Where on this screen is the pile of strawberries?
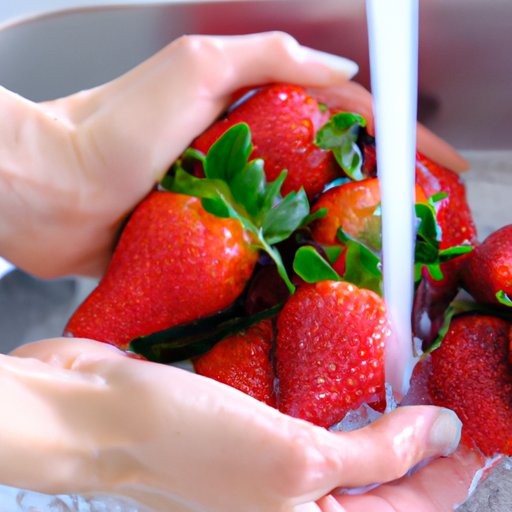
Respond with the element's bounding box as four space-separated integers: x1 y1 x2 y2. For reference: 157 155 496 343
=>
65 84 511 458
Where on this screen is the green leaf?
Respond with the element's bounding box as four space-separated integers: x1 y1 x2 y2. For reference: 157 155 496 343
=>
323 244 343 264
496 290 512 307
201 197 231 218
426 304 458 353
229 158 266 217
262 189 310 245
129 302 282 363
182 147 206 164
439 245 474 262
161 123 315 295
204 122 252 181
315 112 367 181
299 207 328 228
337 228 382 294
415 203 441 244
413 197 474 286
259 170 287 214
293 246 341 283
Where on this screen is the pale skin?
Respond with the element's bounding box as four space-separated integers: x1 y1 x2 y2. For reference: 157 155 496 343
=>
0 32 480 511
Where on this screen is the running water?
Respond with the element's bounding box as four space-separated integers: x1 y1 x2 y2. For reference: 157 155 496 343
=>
366 0 419 399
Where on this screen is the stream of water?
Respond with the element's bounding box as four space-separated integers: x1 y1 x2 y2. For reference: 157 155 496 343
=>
366 0 419 399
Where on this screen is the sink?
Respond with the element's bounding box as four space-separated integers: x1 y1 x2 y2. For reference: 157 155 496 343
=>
0 2 511 510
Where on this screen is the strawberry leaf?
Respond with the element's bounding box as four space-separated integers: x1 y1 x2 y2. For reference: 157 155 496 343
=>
413 198 473 284
439 245 473 262
230 159 266 217
315 112 367 181
323 244 343 264
129 302 282 363
204 121 252 181
163 123 312 294
299 207 328 228
262 189 309 245
337 228 382 294
496 290 512 307
293 245 341 283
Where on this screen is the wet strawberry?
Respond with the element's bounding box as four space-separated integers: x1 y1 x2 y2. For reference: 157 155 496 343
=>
275 280 390 428
65 191 258 349
311 178 382 250
413 152 477 345
429 314 512 457
415 152 478 250
194 319 276 406
192 84 340 199
461 224 512 307
310 177 428 251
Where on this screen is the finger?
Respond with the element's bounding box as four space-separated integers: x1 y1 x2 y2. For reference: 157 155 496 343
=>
10 337 127 365
63 33 356 185
209 32 358 91
329 405 462 488
334 445 484 512
416 123 470 172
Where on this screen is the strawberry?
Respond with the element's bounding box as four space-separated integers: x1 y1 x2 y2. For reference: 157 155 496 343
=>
428 314 512 457
461 224 512 307
413 152 477 346
310 177 428 251
415 152 478 249
191 84 341 199
66 123 314 354
274 280 390 428
65 191 258 349
193 319 276 406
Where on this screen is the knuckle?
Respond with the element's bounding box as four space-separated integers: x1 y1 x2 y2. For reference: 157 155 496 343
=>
264 31 300 56
273 428 337 497
389 438 422 479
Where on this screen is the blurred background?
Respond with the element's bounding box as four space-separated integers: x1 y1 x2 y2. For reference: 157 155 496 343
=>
0 0 171 23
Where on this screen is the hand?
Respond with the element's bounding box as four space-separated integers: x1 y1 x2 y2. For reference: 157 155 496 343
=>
4 337 467 512
0 32 356 279
0 31 467 280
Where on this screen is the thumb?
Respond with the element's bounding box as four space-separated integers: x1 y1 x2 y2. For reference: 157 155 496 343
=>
330 405 462 489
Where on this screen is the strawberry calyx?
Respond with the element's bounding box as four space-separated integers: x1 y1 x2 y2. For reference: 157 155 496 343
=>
496 290 512 307
294 192 473 297
163 122 310 293
292 227 382 295
129 299 282 363
314 112 367 181
414 193 474 285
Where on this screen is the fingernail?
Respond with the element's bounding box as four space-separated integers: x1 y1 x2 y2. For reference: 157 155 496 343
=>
301 47 359 79
428 408 462 456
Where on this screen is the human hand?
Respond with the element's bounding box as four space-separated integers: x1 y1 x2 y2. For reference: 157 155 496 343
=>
3 337 468 512
0 32 356 279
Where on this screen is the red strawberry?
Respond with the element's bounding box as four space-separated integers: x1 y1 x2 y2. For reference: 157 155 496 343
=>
461 224 512 307
193 319 276 406
65 191 258 349
428 314 512 457
413 152 478 346
192 84 340 199
415 151 478 249
275 280 390 428
509 325 512 365
311 177 428 250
